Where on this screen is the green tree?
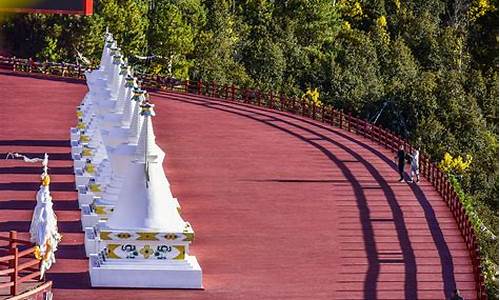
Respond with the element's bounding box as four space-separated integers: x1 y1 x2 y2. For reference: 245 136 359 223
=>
147 0 205 78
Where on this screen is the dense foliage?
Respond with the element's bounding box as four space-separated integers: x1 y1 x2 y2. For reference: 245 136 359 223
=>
0 0 498 296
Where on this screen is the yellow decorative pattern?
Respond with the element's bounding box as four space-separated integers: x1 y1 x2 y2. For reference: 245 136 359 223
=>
94 205 107 215
137 232 159 241
182 232 195 242
106 244 121 259
76 122 86 129
80 135 90 143
89 183 101 193
97 231 195 241
164 234 177 240
76 111 83 117
85 163 95 174
81 148 93 157
116 233 132 239
100 231 112 240
139 245 154 259
173 246 185 260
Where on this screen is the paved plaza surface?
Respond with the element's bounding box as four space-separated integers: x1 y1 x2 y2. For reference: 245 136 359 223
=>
0 71 476 299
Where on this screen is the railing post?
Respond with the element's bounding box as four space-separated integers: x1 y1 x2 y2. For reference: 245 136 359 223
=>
347 112 351 132
321 106 325 123
211 81 216 97
185 80 189 93
224 84 228 99
9 230 18 296
231 84 235 101
339 110 343 129
312 104 317 120
12 56 17 72
268 91 273 109
197 80 202 95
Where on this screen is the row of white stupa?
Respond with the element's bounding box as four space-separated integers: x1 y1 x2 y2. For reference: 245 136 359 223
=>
70 32 202 288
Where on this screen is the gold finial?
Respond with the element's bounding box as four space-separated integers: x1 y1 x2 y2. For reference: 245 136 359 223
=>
41 174 51 186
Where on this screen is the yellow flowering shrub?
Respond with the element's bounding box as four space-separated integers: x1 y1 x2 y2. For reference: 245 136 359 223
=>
438 152 473 175
302 88 322 107
338 0 364 18
468 0 495 22
376 16 387 27
342 21 351 30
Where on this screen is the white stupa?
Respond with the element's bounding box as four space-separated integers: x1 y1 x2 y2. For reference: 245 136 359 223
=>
83 99 180 246
88 101 202 288
85 30 114 85
77 87 144 207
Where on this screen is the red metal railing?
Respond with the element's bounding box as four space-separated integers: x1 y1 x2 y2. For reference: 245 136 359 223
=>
0 56 488 299
0 231 49 297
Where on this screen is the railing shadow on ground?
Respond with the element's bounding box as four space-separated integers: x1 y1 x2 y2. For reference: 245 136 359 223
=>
0 221 81 233
0 152 72 161
165 95 422 299
0 182 75 192
0 55 487 299
160 91 484 298
0 200 79 211
45 272 90 289
53 244 86 260
0 167 74 175
0 140 70 147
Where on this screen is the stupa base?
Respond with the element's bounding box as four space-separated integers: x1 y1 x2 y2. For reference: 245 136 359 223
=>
71 145 83 157
81 206 101 229
75 175 91 187
73 159 85 172
89 255 203 289
77 190 96 206
84 227 98 256
70 127 80 141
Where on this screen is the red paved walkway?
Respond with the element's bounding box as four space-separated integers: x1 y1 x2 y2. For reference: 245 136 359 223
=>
0 72 476 299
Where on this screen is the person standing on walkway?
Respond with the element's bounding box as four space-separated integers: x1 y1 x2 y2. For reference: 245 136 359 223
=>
408 148 420 183
395 145 406 182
